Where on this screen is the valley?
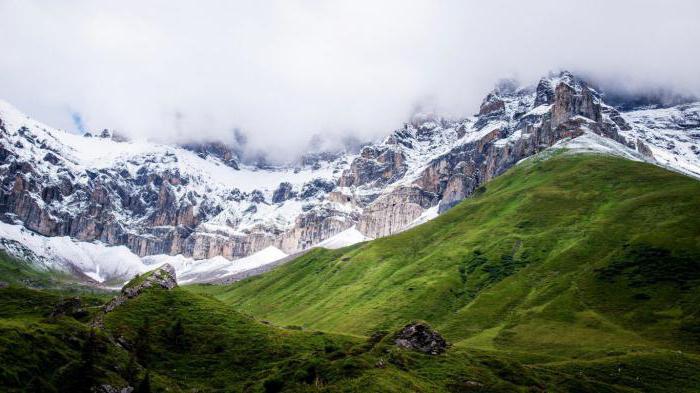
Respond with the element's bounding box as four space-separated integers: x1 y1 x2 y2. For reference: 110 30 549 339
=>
1 152 699 392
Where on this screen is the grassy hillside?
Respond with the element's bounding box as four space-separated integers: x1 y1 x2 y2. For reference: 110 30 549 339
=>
0 250 113 296
2 152 700 392
192 153 700 360
2 283 643 392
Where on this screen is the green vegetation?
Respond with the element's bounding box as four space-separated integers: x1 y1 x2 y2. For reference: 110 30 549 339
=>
189 153 700 390
0 250 78 289
0 250 115 297
2 285 621 392
194 154 700 353
2 153 700 391
0 287 123 392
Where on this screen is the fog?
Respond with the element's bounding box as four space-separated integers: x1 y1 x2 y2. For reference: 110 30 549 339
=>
1 0 699 161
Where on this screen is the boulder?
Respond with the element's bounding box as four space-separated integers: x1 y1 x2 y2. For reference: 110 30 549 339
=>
49 297 88 319
94 384 134 393
394 322 448 355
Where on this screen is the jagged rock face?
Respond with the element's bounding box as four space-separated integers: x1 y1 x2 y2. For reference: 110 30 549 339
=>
183 230 274 260
394 322 448 355
358 74 652 230
346 72 657 236
357 187 437 238
299 178 336 199
1 71 699 280
279 208 357 252
0 107 356 262
551 82 601 127
338 145 407 188
413 112 591 214
0 160 217 257
478 93 506 116
534 78 555 107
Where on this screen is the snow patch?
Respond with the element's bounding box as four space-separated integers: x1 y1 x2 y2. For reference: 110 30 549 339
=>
556 131 647 162
316 226 371 249
144 246 288 284
405 205 440 229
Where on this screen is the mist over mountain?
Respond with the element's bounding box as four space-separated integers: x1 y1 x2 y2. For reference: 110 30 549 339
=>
2 0 700 162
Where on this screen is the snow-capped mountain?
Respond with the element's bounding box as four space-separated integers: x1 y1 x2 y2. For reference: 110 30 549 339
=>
1 71 698 284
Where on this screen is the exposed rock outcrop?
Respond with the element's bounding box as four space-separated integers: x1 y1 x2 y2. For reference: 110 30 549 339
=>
636 138 655 158
394 322 448 355
49 297 88 319
357 187 437 238
180 141 240 169
339 145 407 188
94 384 134 393
104 264 177 313
348 71 643 234
272 182 295 203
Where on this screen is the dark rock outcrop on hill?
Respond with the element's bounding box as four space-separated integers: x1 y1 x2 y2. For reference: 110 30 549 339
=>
272 182 295 203
394 322 448 355
49 297 88 319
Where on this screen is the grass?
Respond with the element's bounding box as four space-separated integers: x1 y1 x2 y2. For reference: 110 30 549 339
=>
1 285 629 392
2 152 700 391
185 153 700 390
0 287 127 392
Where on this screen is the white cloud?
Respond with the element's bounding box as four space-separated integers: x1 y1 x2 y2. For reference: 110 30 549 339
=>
1 0 699 161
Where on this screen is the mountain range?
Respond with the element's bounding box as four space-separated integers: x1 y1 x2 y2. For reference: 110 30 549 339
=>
2 148 699 392
0 71 699 285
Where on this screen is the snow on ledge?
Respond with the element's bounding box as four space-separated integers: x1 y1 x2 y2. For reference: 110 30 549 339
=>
143 246 288 284
554 131 647 162
316 226 371 249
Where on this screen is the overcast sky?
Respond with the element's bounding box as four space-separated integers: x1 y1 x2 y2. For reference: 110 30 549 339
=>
1 0 699 160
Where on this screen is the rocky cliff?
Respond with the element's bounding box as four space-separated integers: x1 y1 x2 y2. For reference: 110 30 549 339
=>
1 71 698 282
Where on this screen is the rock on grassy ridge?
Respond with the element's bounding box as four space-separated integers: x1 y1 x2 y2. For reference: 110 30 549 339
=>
104 264 176 313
